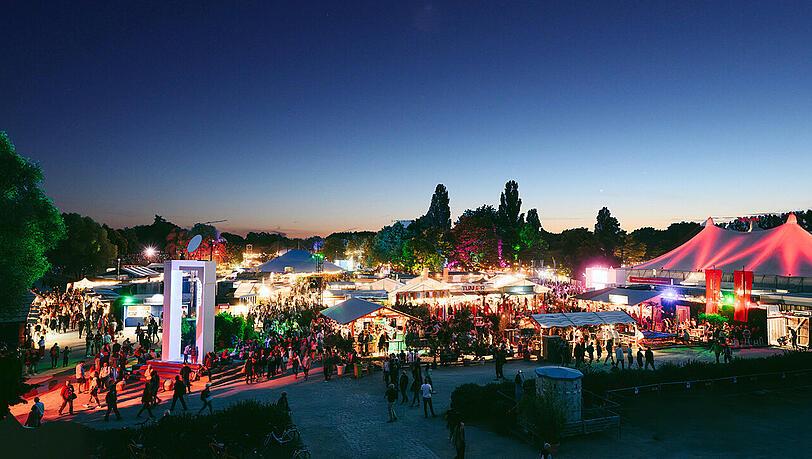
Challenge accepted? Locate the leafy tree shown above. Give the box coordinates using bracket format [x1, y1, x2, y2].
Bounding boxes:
[372, 222, 408, 268]
[497, 180, 525, 266]
[131, 215, 179, 251]
[0, 131, 65, 418]
[425, 184, 451, 231]
[0, 131, 66, 309]
[322, 232, 351, 261]
[519, 208, 548, 265]
[614, 231, 647, 266]
[450, 205, 500, 270]
[594, 207, 621, 261]
[546, 227, 600, 278]
[48, 213, 117, 280]
[164, 228, 191, 259]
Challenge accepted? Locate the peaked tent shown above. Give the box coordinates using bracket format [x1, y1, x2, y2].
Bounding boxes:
[633, 214, 812, 278]
[256, 249, 344, 274]
[321, 297, 418, 324]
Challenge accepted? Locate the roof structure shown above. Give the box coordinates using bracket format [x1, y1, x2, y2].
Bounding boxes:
[256, 249, 344, 274]
[320, 298, 397, 324]
[395, 277, 451, 293]
[121, 266, 160, 277]
[530, 310, 637, 328]
[577, 288, 661, 306]
[0, 292, 35, 323]
[633, 214, 812, 277]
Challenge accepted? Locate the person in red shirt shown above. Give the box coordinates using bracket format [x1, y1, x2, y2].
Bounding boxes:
[58, 381, 76, 415]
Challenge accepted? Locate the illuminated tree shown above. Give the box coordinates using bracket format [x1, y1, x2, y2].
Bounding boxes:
[48, 213, 117, 281]
[450, 206, 500, 270]
[497, 180, 525, 266]
[0, 131, 65, 418]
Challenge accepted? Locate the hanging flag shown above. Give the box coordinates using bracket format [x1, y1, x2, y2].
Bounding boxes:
[705, 269, 722, 314]
[733, 270, 753, 322]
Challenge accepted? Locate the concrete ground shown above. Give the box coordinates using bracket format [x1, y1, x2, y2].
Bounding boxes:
[9, 343, 795, 458]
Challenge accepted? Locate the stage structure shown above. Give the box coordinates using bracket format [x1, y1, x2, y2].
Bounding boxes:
[161, 259, 215, 364]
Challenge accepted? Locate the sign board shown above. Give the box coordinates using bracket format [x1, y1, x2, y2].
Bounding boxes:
[628, 276, 673, 286]
[126, 305, 151, 318]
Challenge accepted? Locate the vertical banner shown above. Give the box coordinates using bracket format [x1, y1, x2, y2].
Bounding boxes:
[705, 269, 722, 314]
[733, 270, 753, 322]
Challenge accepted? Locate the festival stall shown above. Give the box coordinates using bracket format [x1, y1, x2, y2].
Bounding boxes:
[321, 298, 419, 354]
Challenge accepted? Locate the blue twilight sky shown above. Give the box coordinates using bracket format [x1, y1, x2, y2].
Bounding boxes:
[2, 1, 811, 237]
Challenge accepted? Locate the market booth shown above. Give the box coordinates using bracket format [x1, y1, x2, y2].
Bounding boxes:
[530, 311, 639, 358]
[321, 298, 419, 354]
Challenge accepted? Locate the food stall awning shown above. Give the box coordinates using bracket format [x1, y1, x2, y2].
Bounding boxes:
[321, 298, 388, 325]
[576, 287, 661, 306]
[530, 310, 637, 328]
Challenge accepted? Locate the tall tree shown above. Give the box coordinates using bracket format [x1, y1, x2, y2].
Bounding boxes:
[0, 131, 65, 419]
[450, 205, 500, 270]
[594, 206, 621, 260]
[425, 184, 451, 231]
[372, 222, 408, 268]
[48, 214, 117, 280]
[496, 180, 524, 265]
[0, 131, 66, 317]
[519, 208, 548, 265]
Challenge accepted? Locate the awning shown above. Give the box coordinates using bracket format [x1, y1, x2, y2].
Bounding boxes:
[530, 310, 637, 328]
[321, 297, 418, 324]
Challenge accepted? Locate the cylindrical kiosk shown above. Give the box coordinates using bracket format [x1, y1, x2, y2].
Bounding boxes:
[535, 366, 583, 422]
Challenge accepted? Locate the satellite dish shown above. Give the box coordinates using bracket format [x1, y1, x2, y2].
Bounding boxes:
[187, 235, 203, 254]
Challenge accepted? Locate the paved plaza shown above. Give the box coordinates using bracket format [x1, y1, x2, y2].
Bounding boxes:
[9, 342, 791, 458]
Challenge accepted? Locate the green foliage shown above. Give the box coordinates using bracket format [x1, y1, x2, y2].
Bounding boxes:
[451, 381, 516, 433]
[96, 400, 297, 457]
[518, 388, 567, 445]
[582, 352, 812, 394]
[451, 205, 500, 269]
[372, 222, 408, 268]
[497, 180, 524, 265]
[48, 213, 117, 280]
[324, 333, 352, 353]
[0, 348, 35, 419]
[391, 303, 430, 321]
[0, 131, 65, 311]
[698, 313, 728, 326]
[214, 312, 256, 349]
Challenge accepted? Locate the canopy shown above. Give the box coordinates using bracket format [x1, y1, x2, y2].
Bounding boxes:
[256, 249, 344, 274]
[395, 277, 451, 293]
[320, 297, 418, 324]
[576, 288, 661, 306]
[358, 278, 405, 292]
[633, 214, 812, 277]
[530, 310, 637, 329]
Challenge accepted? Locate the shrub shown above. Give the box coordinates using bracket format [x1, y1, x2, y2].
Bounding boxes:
[96, 400, 297, 457]
[451, 380, 515, 433]
[518, 390, 567, 445]
[583, 351, 812, 394]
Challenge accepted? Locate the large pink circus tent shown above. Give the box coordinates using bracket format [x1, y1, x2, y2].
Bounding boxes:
[633, 214, 812, 278]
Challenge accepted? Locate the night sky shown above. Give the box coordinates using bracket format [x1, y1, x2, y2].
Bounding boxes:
[2, 1, 811, 237]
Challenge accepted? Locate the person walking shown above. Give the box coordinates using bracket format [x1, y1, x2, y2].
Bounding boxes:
[636, 348, 644, 369]
[198, 383, 214, 415]
[410, 373, 422, 407]
[292, 352, 300, 379]
[170, 376, 188, 411]
[58, 381, 76, 415]
[514, 370, 524, 401]
[104, 385, 121, 421]
[385, 383, 398, 422]
[24, 397, 44, 427]
[605, 338, 614, 364]
[136, 384, 155, 419]
[75, 363, 86, 393]
[645, 346, 655, 370]
[614, 345, 624, 369]
[277, 392, 291, 413]
[627, 345, 634, 368]
[301, 354, 311, 380]
[244, 358, 252, 385]
[50, 343, 60, 369]
[62, 346, 70, 367]
[421, 378, 436, 418]
[180, 364, 192, 392]
[399, 371, 409, 404]
[88, 373, 102, 407]
[451, 420, 466, 459]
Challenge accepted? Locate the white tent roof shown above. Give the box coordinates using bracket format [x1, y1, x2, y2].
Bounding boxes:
[530, 311, 637, 329]
[395, 277, 451, 293]
[255, 249, 344, 274]
[361, 278, 405, 292]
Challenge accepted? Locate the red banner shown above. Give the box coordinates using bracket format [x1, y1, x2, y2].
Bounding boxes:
[733, 270, 753, 322]
[628, 276, 673, 285]
[705, 269, 722, 314]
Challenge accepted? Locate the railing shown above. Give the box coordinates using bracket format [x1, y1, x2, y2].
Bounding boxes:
[604, 367, 812, 400]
